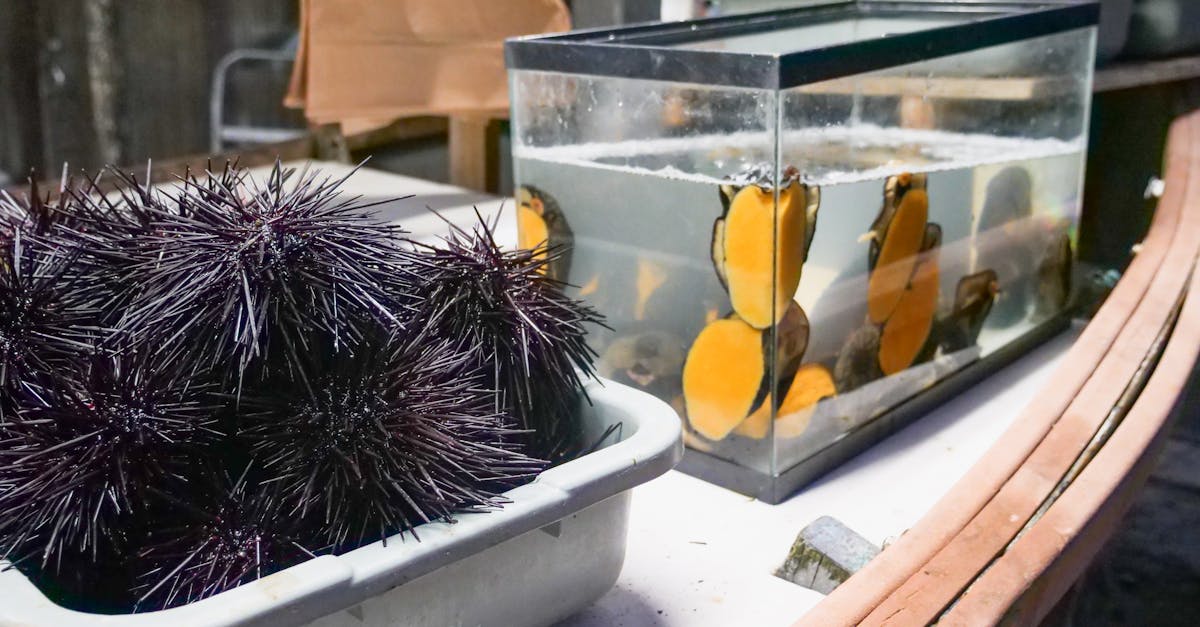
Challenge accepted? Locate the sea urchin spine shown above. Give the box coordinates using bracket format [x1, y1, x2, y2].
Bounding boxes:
[0, 191, 98, 394]
[242, 326, 546, 549]
[132, 465, 317, 611]
[406, 213, 605, 461]
[101, 161, 418, 389]
[0, 350, 220, 568]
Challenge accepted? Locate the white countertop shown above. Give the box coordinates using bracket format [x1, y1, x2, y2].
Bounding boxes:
[300, 162, 1080, 627]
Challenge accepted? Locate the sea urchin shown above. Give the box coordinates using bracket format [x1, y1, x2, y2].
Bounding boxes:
[241, 326, 545, 549]
[132, 465, 316, 611]
[104, 161, 418, 389]
[406, 214, 604, 461]
[0, 350, 220, 567]
[0, 189, 97, 394]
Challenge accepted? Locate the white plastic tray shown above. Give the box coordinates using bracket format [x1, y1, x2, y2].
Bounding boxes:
[0, 380, 683, 627]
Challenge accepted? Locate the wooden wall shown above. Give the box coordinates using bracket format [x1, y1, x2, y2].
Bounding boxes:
[0, 0, 300, 185]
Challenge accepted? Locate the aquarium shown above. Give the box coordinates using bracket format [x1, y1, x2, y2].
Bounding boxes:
[505, 1, 1098, 502]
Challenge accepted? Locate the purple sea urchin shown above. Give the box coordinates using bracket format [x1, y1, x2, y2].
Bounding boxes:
[242, 326, 545, 549]
[407, 214, 604, 461]
[133, 465, 316, 610]
[0, 232, 91, 391]
[0, 188, 98, 393]
[103, 161, 417, 388]
[0, 351, 220, 567]
[50, 167, 172, 321]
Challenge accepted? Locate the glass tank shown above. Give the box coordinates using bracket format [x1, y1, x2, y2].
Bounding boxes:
[505, 1, 1098, 502]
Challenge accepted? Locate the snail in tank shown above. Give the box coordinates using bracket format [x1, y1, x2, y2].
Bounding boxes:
[1033, 225, 1074, 320]
[864, 172, 932, 325]
[974, 166, 1036, 327]
[517, 185, 573, 282]
[835, 170, 1005, 393]
[939, 269, 1001, 353]
[682, 166, 831, 443]
[834, 323, 885, 393]
[682, 303, 831, 441]
[859, 172, 944, 377]
[600, 329, 686, 400]
[710, 164, 819, 329]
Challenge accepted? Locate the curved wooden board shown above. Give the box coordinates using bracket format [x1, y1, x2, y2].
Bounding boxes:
[797, 111, 1199, 627]
[944, 275, 1198, 625]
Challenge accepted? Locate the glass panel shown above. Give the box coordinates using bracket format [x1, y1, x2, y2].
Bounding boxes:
[773, 28, 1095, 474]
[510, 70, 780, 472]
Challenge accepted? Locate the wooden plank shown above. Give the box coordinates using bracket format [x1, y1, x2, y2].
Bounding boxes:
[83, 0, 120, 166]
[0, 134, 316, 201]
[3, 112, 424, 200]
[3, 1, 300, 178]
[858, 107, 1200, 626]
[797, 75, 1077, 101]
[1095, 55, 1200, 93]
[796, 57, 1200, 99]
[448, 115, 494, 192]
[943, 305, 1181, 626]
[345, 116, 447, 153]
[311, 123, 349, 163]
[111, 1, 209, 166]
[35, 0, 106, 173]
[570, 0, 660, 29]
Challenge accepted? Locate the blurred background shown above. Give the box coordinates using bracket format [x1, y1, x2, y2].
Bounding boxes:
[0, 2, 303, 185]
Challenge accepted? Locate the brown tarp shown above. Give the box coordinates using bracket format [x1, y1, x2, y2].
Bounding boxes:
[286, 0, 570, 127]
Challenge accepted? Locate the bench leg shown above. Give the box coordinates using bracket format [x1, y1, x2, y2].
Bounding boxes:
[449, 115, 499, 192]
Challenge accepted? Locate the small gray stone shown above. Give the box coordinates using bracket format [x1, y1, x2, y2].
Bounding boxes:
[775, 516, 881, 595]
